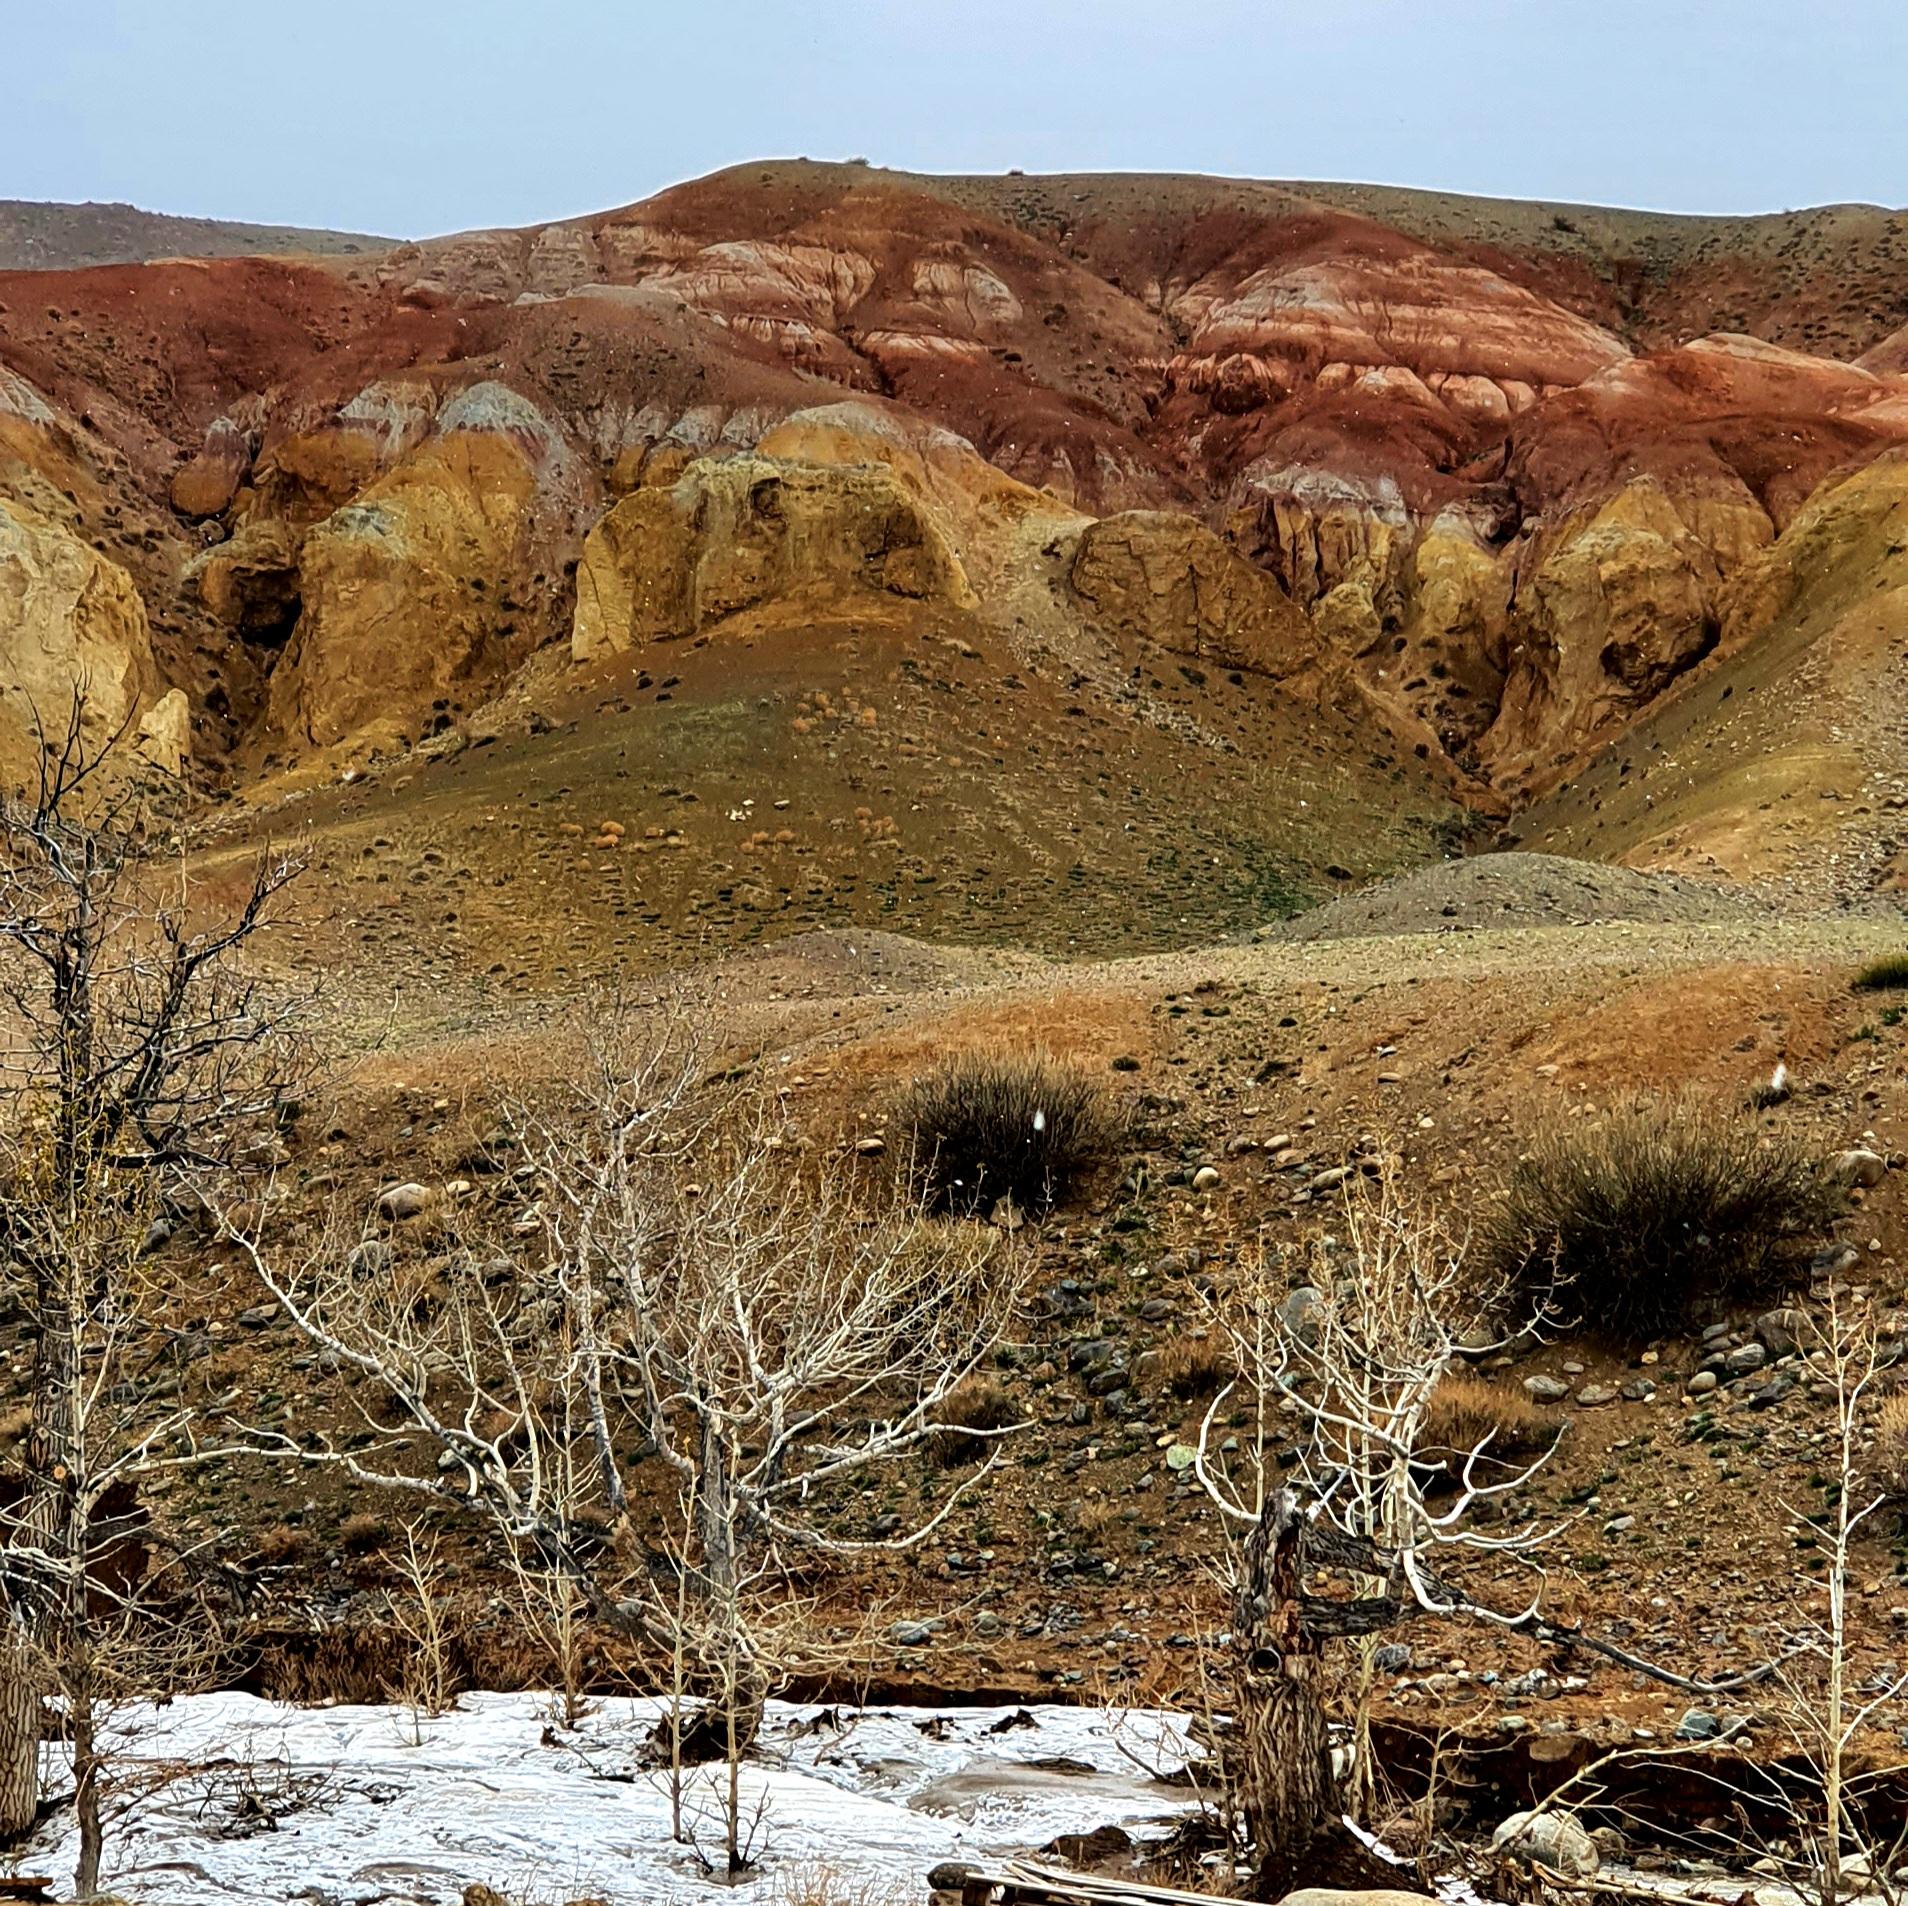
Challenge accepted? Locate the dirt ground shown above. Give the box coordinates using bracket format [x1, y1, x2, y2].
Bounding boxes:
[63, 829, 1906, 1816]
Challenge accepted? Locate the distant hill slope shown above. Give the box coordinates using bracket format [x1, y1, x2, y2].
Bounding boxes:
[0, 199, 388, 270]
[5, 159, 1908, 912]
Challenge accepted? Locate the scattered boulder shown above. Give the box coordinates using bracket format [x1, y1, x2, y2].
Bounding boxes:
[1282, 1286, 1325, 1344]
[1043, 1823, 1133, 1865]
[171, 416, 252, 518]
[377, 1183, 431, 1222]
[1830, 1148, 1887, 1188]
[1491, 1807, 1599, 1878]
[1523, 1375, 1569, 1402]
[346, 1238, 394, 1277]
[1755, 1307, 1807, 1356]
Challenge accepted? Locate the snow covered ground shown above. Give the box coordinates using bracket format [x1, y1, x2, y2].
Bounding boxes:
[29, 1693, 1205, 1904]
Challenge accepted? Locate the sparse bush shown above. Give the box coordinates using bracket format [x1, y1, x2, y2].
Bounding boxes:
[1417, 1372, 1555, 1460]
[929, 1378, 1020, 1465]
[1155, 1332, 1237, 1401]
[256, 1524, 314, 1566]
[1874, 1394, 1908, 1500]
[1487, 1096, 1842, 1338]
[897, 1049, 1119, 1216]
[339, 1512, 394, 1554]
[1852, 953, 1908, 993]
[772, 1865, 914, 1906]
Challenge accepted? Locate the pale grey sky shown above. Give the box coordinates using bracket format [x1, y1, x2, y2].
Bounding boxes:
[7, 0, 1906, 236]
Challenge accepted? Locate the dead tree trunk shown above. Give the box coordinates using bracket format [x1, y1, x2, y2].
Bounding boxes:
[0, 1626, 38, 1839]
[1234, 1490, 1400, 1900]
[0, 1242, 86, 1844]
[690, 1411, 766, 1765]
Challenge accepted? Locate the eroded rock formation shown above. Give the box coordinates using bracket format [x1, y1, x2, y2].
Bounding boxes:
[572, 452, 970, 662]
[5, 159, 1908, 848]
[1069, 511, 1317, 677]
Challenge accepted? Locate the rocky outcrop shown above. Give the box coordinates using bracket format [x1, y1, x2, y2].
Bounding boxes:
[170, 417, 252, 518]
[1163, 250, 1630, 415]
[249, 380, 441, 524]
[14, 161, 1908, 820]
[571, 453, 971, 661]
[1069, 510, 1317, 675]
[1480, 479, 1764, 787]
[1718, 447, 1908, 646]
[0, 492, 185, 782]
[268, 382, 586, 750]
[191, 518, 302, 638]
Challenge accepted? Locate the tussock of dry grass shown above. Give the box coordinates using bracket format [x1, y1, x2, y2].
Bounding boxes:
[1418, 1372, 1556, 1458]
[1154, 1333, 1237, 1401]
[1874, 1394, 1908, 1500]
[339, 1513, 394, 1554]
[1852, 953, 1908, 993]
[772, 1864, 917, 1906]
[928, 1378, 1019, 1466]
[1487, 1095, 1841, 1338]
[897, 1049, 1119, 1216]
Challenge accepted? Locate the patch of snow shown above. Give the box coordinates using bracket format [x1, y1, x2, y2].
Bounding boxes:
[34, 1693, 1202, 1905]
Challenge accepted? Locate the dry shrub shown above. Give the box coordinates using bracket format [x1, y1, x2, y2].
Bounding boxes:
[339, 1512, 394, 1554]
[1155, 1333, 1237, 1401]
[929, 1377, 1019, 1465]
[772, 1864, 915, 1906]
[897, 1049, 1119, 1216]
[1487, 1095, 1841, 1339]
[1852, 953, 1908, 993]
[1875, 1394, 1908, 1500]
[1418, 1372, 1555, 1460]
[256, 1523, 314, 1566]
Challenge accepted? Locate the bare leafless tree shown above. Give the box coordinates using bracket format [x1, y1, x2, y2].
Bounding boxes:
[1196, 1166, 1793, 1899]
[229, 1011, 1028, 1875]
[0, 697, 306, 1894]
[1765, 1289, 1908, 1906]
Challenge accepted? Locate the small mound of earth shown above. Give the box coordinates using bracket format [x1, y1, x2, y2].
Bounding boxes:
[714, 928, 1047, 998]
[1261, 852, 1772, 943]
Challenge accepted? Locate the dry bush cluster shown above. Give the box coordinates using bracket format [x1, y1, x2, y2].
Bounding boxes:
[1416, 1371, 1556, 1460]
[1487, 1097, 1841, 1337]
[928, 1378, 1019, 1466]
[1154, 1333, 1237, 1401]
[895, 1049, 1120, 1216]
[1851, 952, 1908, 992]
[1873, 1393, 1908, 1500]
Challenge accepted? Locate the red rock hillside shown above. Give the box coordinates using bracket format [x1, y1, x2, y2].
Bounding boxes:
[4, 161, 1908, 895]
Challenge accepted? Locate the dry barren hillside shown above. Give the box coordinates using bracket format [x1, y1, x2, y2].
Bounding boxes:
[0, 196, 387, 270]
[4, 169, 1908, 1884]
[0, 161, 1905, 939]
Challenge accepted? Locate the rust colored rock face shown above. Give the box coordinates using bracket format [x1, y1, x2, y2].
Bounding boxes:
[1070, 511, 1317, 678]
[5, 159, 1908, 818]
[170, 417, 252, 518]
[572, 453, 971, 663]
